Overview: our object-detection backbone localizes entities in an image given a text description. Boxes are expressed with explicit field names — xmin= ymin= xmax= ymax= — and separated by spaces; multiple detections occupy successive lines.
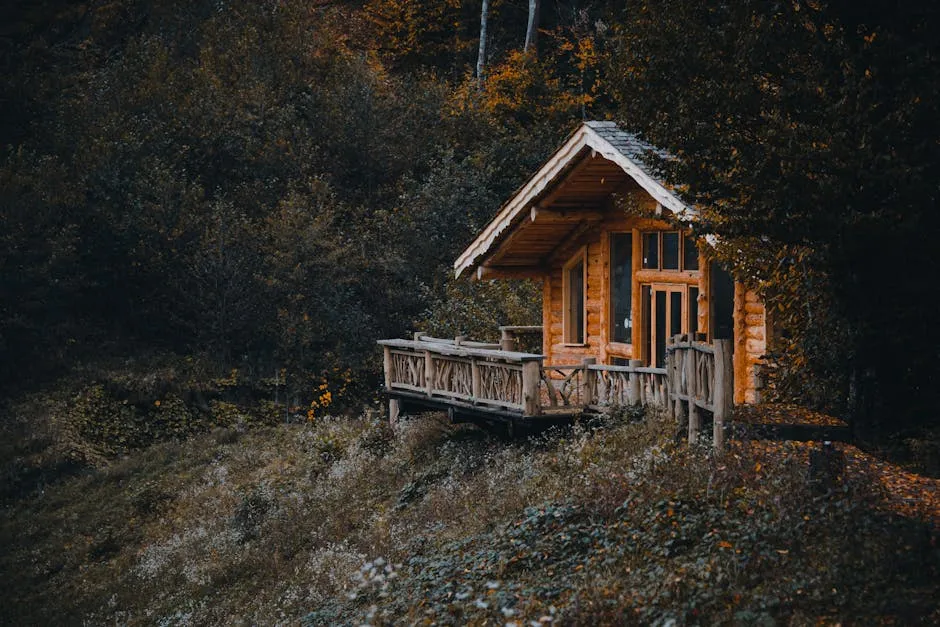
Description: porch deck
xmin=378 ymin=331 xmax=734 ymax=448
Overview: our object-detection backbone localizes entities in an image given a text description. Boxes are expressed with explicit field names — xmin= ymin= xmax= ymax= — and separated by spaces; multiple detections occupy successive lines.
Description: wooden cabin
xmin=379 ymin=121 xmax=767 ymax=438
xmin=455 ymin=121 xmax=766 ymax=404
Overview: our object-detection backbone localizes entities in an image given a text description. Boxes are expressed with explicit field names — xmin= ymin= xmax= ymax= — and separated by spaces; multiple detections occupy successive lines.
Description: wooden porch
xmin=378 ymin=331 xmax=734 ymax=449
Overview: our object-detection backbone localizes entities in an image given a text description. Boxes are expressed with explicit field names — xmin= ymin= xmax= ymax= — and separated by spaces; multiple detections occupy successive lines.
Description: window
xmin=642 ymin=232 xmax=658 ymax=269
xmin=662 ymin=231 xmax=680 ymax=270
xmin=684 ymin=235 xmax=699 ymax=271
xmin=563 ymin=252 xmax=586 ymax=344
xmin=610 ymin=233 xmax=632 ymax=343
xmin=709 ymin=262 xmax=734 ymax=340
xmin=641 ymin=230 xmax=699 ymax=272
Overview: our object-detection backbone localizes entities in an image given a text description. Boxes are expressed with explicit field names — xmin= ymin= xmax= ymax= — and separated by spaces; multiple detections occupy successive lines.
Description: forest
xmin=2 ymin=1 xmax=939 ymax=623
xmin=2 ymin=0 xmax=938 ymax=435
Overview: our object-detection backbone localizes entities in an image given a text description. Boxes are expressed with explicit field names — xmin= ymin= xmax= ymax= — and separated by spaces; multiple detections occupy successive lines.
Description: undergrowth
xmin=1 ymin=403 xmax=937 ymax=625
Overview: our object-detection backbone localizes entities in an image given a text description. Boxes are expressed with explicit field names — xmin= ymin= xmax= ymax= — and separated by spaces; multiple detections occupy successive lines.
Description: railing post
xmin=383 ymin=345 xmax=400 ymax=425
xmin=424 ymin=350 xmax=434 ymax=397
xmin=581 ymin=358 xmax=596 ymax=407
xmin=500 ymin=328 xmax=515 ymax=352
xmin=664 ymin=348 xmax=674 ymax=418
xmin=628 ymin=359 xmax=642 ymax=405
xmin=522 ymin=360 xmax=541 ymax=416
xmin=671 ymin=335 xmax=683 ymax=422
xmin=713 ymin=339 xmax=733 ymax=452
xmin=471 ymin=357 xmax=481 ymax=401
xmin=383 ymin=346 xmax=393 ymax=389
xmin=685 ymin=335 xmax=700 ymax=444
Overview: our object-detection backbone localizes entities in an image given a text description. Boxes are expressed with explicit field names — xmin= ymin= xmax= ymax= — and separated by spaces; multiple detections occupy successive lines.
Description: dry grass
xmin=1 ymin=405 xmax=937 ymax=625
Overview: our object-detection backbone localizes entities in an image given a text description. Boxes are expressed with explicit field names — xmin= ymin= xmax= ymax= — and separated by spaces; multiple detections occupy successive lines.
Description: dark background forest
xmin=2 ymin=0 xmax=938 ymax=438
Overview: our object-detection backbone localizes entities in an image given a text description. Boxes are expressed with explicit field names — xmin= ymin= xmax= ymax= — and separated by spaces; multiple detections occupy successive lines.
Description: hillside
xmin=2 ymin=406 xmax=937 ymax=624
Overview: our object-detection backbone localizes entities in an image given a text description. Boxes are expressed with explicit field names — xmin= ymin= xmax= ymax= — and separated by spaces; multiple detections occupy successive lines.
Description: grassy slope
xmin=1 ymin=407 xmax=938 ymax=625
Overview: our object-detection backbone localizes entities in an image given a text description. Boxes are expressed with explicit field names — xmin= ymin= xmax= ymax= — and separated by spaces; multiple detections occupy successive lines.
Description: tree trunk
xmin=476 ymin=0 xmax=489 ymax=88
xmin=524 ymin=0 xmax=540 ymax=56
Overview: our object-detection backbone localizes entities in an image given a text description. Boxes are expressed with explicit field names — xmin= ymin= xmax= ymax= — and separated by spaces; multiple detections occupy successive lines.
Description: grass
xmin=1 ymin=395 xmax=938 ymax=625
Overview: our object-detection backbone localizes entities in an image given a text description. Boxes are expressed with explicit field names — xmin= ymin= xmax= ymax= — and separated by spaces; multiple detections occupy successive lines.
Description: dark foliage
xmin=2 ymin=0 xmax=937 ymax=439
xmin=606 ymin=1 xmax=940 ymax=434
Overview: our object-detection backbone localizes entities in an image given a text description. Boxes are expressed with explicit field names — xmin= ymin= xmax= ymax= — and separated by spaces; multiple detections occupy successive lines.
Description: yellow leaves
xmin=755 ymin=462 xmax=762 ymax=473
xmin=154 ymin=400 xmax=161 ymax=407
xmin=718 ymin=540 xmax=733 ymax=549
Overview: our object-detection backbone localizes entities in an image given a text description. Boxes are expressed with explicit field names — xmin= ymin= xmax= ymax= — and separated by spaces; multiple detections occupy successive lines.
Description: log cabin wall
xmin=539 ymin=192 xmax=767 ymax=404
xmin=733 ymin=285 xmax=767 ymax=404
xmin=542 ymin=191 xmax=693 ymax=367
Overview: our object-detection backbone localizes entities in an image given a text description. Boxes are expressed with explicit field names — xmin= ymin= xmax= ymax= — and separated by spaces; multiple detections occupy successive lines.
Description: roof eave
xmin=453 ymin=122 xmax=695 ymax=279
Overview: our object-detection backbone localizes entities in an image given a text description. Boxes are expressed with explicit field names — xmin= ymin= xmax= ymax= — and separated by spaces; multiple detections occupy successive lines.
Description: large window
xmin=610 ymin=233 xmax=633 ymax=343
xmin=709 ymin=262 xmax=734 ymax=340
xmin=563 ymin=252 xmax=586 ymax=344
xmin=642 ymin=230 xmax=699 ymax=271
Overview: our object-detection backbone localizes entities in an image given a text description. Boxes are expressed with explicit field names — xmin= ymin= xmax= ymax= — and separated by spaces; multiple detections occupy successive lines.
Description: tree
xmin=524 ymin=0 xmax=540 ymax=55
xmin=605 ymin=0 xmax=940 ymax=433
xmin=477 ymin=0 xmax=489 ymax=86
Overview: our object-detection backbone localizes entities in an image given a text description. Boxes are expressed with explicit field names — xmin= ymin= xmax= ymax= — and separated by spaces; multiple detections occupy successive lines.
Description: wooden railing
xmin=666 ymin=335 xmax=733 ymax=450
xmin=378 ymin=338 xmax=544 ymax=416
xmin=379 ymin=331 xmax=732 ymax=451
xmin=539 ymin=365 xmax=585 ymax=410
xmin=583 ymin=361 xmax=668 ymax=408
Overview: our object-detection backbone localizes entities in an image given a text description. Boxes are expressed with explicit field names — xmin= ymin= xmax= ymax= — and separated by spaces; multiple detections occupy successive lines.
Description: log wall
xmin=542 ymin=194 xmax=668 ymax=368
xmin=539 ymin=191 xmax=768 ymax=406
xmin=733 ymin=284 xmax=767 ymax=404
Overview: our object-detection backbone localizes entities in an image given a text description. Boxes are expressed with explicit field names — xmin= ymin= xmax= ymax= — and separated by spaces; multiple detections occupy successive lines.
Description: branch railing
xmin=584 ymin=361 xmax=668 ymax=408
xmin=379 ymin=338 xmax=543 ymax=415
xmin=666 ymin=335 xmax=733 ymax=450
xmin=379 ymin=332 xmax=733 ymax=450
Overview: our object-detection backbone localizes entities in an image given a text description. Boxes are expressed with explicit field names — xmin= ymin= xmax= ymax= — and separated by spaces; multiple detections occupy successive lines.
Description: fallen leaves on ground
xmin=734 ymin=403 xmax=848 ymax=427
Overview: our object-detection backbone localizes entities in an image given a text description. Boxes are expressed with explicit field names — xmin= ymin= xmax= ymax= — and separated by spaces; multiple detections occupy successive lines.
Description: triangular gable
xmin=454 ymin=121 xmax=693 ymax=278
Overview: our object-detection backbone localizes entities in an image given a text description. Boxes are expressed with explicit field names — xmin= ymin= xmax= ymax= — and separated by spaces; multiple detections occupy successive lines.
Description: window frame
xmin=641 ymin=229 xmax=699 ymax=272
xmin=641 ymin=282 xmax=695 ymax=367
xmin=608 ymin=231 xmax=634 ymax=347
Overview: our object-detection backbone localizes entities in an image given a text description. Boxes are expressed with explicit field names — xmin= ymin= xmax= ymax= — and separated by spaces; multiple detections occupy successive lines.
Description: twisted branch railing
xmin=380 ymin=333 xmax=732 ymax=451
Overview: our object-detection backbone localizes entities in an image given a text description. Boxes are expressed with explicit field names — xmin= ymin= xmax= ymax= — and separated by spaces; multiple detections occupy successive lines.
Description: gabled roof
xmin=454 ymin=121 xmax=693 ymax=278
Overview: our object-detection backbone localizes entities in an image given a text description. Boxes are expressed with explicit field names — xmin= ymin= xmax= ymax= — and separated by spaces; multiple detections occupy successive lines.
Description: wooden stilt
xmin=713 ymin=339 xmax=733 ymax=452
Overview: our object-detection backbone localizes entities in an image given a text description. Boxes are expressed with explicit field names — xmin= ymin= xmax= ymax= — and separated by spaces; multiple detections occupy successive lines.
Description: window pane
xmin=710 ymin=262 xmax=734 ymax=340
xmin=642 ymin=232 xmax=658 ymax=269
xmin=642 ymin=285 xmax=651 ymax=365
xmin=568 ymin=259 xmax=585 ymax=343
xmin=683 ymin=234 xmax=699 ymax=271
xmin=670 ymin=290 xmax=683 ymax=338
xmin=655 ymin=290 xmax=667 ymax=367
xmin=610 ymin=234 xmax=632 ymax=343
xmin=689 ymin=287 xmax=699 ymax=338
xmin=662 ymin=231 xmax=679 ymax=270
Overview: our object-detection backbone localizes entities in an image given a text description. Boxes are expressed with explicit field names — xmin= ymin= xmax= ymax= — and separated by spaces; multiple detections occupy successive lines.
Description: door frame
xmin=641 ymin=282 xmax=690 ymax=367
